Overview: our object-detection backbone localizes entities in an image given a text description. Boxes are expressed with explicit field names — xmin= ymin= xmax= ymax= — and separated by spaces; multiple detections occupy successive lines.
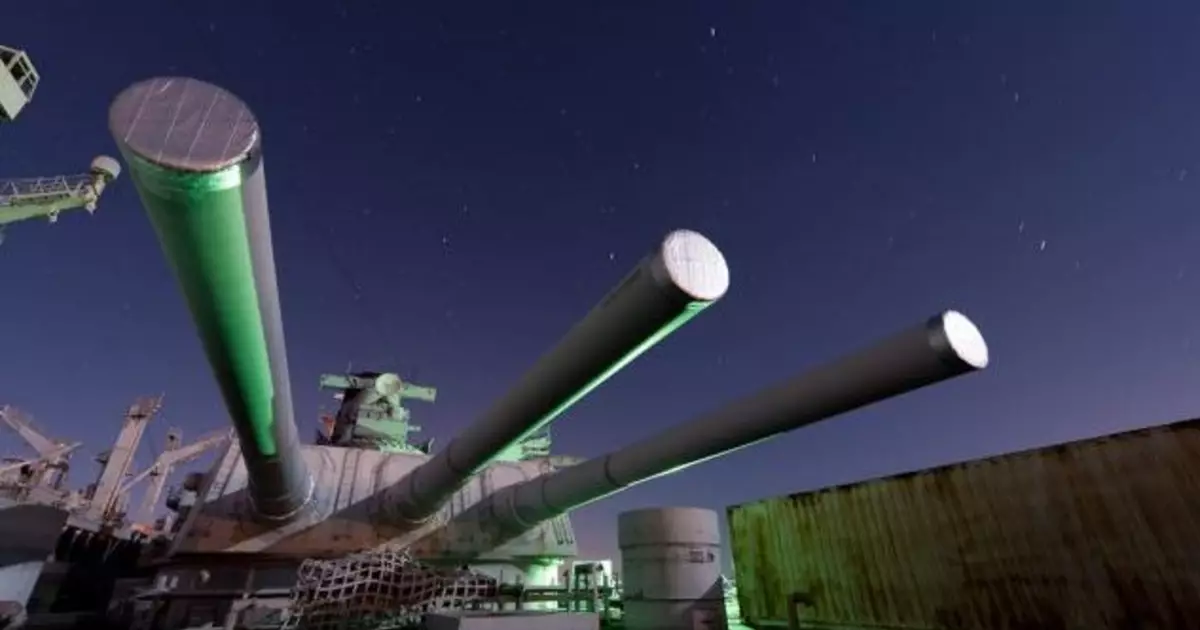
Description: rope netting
xmin=282 ymin=547 xmax=498 ymax=629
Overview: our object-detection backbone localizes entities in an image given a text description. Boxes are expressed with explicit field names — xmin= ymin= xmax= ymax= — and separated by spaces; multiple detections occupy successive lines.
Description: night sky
xmin=3 ymin=2 xmax=1199 ymax=562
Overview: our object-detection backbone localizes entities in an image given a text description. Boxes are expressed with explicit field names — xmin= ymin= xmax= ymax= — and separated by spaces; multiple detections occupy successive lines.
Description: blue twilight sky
xmin=3 ymin=1 xmax=1200 ymax=561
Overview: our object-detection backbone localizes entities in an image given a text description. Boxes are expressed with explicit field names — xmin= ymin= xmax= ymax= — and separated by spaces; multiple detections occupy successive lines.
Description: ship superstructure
xmin=317 ymin=371 xmax=437 ymax=454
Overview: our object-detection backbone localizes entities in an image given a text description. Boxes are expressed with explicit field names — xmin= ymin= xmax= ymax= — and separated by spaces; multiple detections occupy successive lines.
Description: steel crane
xmin=2 ymin=46 xmax=120 ymax=243
xmin=119 ymin=427 xmax=231 ymax=525
xmin=0 ymin=156 xmax=122 ymax=244
xmin=0 ymin=442 xmax=80 ymax=477
xmin=0 ymin=405 xmax=81 ymax=488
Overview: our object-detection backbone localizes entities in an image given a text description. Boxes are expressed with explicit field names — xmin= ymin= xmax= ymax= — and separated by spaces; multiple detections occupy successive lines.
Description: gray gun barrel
xmin=393 ymin=230 xmax=730 ymax=523
xmin=108 ymin=78 xmax=313 ymax=521
xmin=484 ymin=311 xmax=989 ymax=532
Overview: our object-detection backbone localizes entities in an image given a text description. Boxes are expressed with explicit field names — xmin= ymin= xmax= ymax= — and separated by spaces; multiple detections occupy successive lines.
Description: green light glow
xmin=124 ymin=154 xmax=279 ymax=457
xmin=521 ymin=300 xmax=712 ymax=441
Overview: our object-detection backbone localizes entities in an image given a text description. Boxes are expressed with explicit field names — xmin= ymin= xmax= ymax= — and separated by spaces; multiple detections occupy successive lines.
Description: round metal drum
xmin=618 ymin=507 xmax=727 ymax=630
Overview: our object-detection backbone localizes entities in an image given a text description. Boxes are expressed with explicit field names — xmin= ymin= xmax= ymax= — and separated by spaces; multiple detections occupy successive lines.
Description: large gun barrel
xmin=482 ymin=311 xmax=989 ymax=533
xmin=394 ymin=229 xmax=730 ymax=523
xmin=108 ymin=78 xmax=312 ymax=521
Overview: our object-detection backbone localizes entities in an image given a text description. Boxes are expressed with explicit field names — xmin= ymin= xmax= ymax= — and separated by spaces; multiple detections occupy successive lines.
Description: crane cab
xmin=0 ymin=46 xmax=38 ymax=122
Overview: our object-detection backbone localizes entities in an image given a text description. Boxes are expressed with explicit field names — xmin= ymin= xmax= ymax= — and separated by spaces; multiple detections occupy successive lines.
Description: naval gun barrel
xmin=482 ymin=311 xmax=989 ymax=533
xmin=393 ymin=229 xmax=730 ymax=523
xmin=108 ymin=78 xmax=312 ymax=521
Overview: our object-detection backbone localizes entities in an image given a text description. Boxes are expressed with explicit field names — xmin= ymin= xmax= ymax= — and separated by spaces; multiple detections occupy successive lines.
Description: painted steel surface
xmin=619 ymin=508 xmax=726 ymax=630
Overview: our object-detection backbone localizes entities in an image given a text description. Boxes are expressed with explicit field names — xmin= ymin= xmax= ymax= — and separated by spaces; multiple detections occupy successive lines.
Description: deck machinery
xmin=109 ymin=77 xmax=991 ymax=627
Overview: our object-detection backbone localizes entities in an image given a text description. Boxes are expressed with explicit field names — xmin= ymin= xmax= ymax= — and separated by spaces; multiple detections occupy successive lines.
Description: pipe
xmin=393 ymin=229 xmax=731 ymax=523
xmin=484 ymin=310 xmax=989 ymax=532
xmin=108 ymin=77 xmax=312 ymax=520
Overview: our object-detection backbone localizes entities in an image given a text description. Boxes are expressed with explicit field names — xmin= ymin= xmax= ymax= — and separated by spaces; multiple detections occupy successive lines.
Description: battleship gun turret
xmin=110 ymin=77 xmax=732 ymax=554
xmin=109 ymin=77 xmax=990 ymax=591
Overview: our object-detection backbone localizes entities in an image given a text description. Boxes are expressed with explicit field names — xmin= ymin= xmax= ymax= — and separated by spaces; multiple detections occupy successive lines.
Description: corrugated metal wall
xmin=727 ymin=419 xmax=1200 ymax=629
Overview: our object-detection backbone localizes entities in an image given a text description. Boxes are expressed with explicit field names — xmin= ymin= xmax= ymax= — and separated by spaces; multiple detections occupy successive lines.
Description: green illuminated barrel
xmin=108 ymin=77 xmax=312 ymax=520
xmin=484 ymin=311 xmax=990 ymax=534
xmin=393 ymin=230 xmax=731 ymax=524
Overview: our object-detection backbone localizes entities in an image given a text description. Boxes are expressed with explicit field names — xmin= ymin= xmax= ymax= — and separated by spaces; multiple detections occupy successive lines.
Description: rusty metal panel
xmin=727 ymin=419 xmax=1200 ymax=629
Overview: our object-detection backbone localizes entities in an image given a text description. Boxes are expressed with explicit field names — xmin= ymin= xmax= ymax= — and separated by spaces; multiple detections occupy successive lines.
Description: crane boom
xmin=126 ymin=428 xmax=231 ymax=524
xmin=0 ymin=155 xmax=121 ymax=235
xmin=0 ymin=442 xmax=80 ymax=476
xmin=0 ymin=405 xmax=67 ymax=457
xmin=0 ymin=405 xmax=78 ymax=491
